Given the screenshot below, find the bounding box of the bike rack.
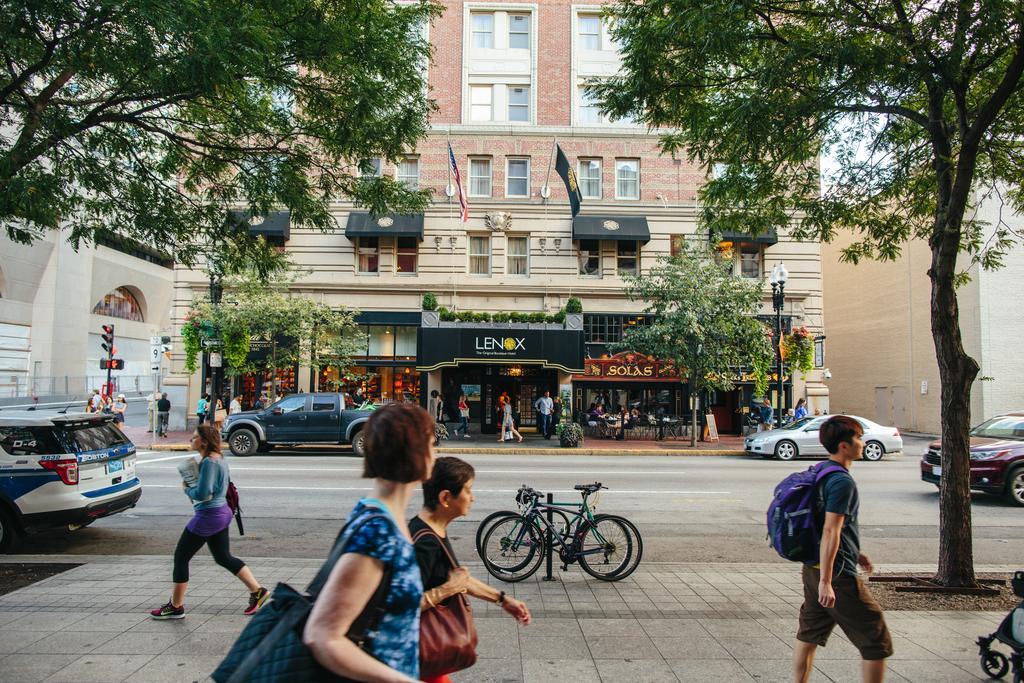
[543,492,556,581]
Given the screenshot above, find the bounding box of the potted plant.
[781,326,815,379]
[557,422,584,448]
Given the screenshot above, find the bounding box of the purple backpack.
[767,461,847,562]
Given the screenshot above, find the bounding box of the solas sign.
[474,336,526,355]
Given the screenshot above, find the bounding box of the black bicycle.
[478,482,643,582]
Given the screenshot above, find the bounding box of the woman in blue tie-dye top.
[305,403,435,682]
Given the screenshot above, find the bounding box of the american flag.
[448,142,469,222]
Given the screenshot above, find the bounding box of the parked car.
[221,393,373,457]
[0,412,141,552]
[744,414,903,461]
[920,411,1024,507]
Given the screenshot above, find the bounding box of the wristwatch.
[496,591,506,605]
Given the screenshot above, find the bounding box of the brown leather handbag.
[413,528,479,678]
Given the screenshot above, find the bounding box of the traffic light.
[100,324,117,356]
[100,359,125,370]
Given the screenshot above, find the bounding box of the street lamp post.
[769,263,788,428]
[208,273,224,402]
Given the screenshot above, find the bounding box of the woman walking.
[412,457,531,683]
[500,397,522,443]
[150,425,268,620]
[456,393,471,439]
[112,394,128,430]
[304,403,435,682]
[793,397,808,420]
[196,394,209,425]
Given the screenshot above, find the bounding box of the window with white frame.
[357,237,379,274]
[508,14,530,49]
[361,157,382,178]
[470,86,493,122]
[471,13,494,48]
[739,244,762,279]
[469,158,492,197]
[579,87,602,124]
[396,236,418,274]
[578,15,601,50]
[615,159,639,199]
[507,236,529,275]
[469,235,491,275]
[578,159,602,199]
[617,241,639,276]
[508,86,530,122]
[578,239,601,276]
[397,157,419,189]
[506,158,530,197]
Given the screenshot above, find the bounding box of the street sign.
[150,335,162,346]
[209,352,223,368]
[201,338,221,349]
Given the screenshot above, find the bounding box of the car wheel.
[774,440,798,461]
[1006,466,1024,507]
[351,429,367,458]
[0,506,20,553]
[229,429,259,457]
[863,441,885,462]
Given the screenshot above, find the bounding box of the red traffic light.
[100,324,115,354]
[100,359,125,370]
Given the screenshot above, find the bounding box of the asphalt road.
[12,435,1024,566]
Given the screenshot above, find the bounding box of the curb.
[144,442,746,456]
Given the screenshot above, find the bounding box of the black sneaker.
[245,587,270,616]
[150,602,184,620]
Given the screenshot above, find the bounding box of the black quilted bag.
[211,513,392,683]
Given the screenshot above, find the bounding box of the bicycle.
[478,482,643,582]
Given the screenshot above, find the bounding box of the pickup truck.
[221,393,373,457]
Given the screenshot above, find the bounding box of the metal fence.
[0,375,161,400]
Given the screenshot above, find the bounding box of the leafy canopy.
[1,0,441,267]
[614,242,774,395]
[594,0,1024,268]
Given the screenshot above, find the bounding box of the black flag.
[555,144,583,217]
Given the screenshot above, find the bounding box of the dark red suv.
[921,411,1024,506]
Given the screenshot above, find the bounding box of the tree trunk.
[930,223,981,588]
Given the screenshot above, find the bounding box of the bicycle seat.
[574,482,604,493]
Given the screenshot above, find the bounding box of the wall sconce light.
[538,237,546,253]
[434,235,442,251]
[449,235,457,250]
[553,238,562,254]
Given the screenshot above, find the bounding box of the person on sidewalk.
[535,390,554,439]
[303,403,435,682]
[150,424,269,620]
[792,415,892,683]
[229,394,242,415]
[500,397,522,443]
[455,393,471,439]
[147,390,159,433]
[112,394,127,430]
[794,398,808,420]
[156,393,171,438]
[196,394,209,425]
[411,456,531,683]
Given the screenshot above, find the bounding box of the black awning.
[229,210,291,242]
[572,215,650,242]
[714,229,778,246]
[345,212,424,240]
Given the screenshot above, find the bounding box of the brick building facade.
[171,0,829,437]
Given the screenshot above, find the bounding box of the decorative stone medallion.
[485,211,512,232]
[602,219,620,231]
[376,216,394,228]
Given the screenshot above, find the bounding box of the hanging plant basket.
[781,326,815,379]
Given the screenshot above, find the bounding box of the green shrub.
[422,292,438,311]
[558,422,584,448]
[566,297,583,313]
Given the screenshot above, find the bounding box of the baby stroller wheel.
[981,650,1009,679]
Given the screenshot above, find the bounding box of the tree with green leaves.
[615,243,774,446]
[183,270,362,398]
[596,0,1024,588]
[1,0,439,270]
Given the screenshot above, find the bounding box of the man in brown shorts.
[793,415,893,682]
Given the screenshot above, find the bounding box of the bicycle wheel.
[475,510,520,560]
[577,514,643,581]
[481,514,545,582]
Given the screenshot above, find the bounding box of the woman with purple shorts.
[150,424,268,619]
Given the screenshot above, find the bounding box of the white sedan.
[744,415,903,461]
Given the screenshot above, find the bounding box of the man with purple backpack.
[790,415,893,682]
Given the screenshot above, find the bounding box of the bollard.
[543,492,555,581]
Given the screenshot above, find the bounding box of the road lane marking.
[142,484,728,494]
[136,454,196,464]
[137,465,690,475]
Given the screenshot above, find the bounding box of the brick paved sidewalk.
[0,556,1012,682]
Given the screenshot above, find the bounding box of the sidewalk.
[0,555,1011,682]
[125,422,747,456]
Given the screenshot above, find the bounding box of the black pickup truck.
[220,393,373,457]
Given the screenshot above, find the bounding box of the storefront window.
[367,326,395,360]
[395,326,417,360]
[578,239,601,276]
[321,365,420,404]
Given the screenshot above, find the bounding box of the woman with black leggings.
[150,424,268,619]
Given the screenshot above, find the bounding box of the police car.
[0,411,141,551]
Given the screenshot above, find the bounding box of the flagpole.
[447,128,457,311]
[543,136,557,200]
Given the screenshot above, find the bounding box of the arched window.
[92,287,144,322]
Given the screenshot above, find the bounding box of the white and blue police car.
[0,411,141,551]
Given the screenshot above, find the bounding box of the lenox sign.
[475,336,526,353]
